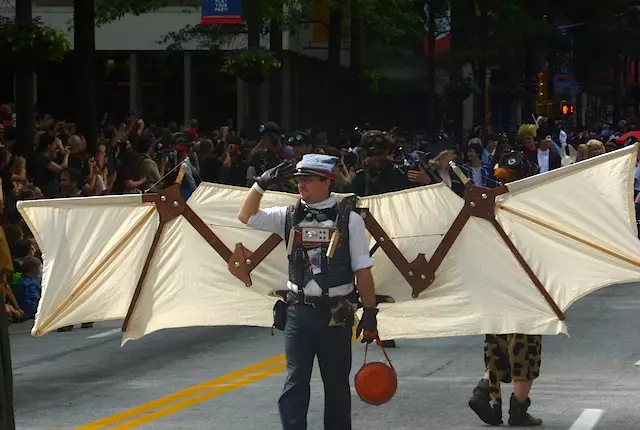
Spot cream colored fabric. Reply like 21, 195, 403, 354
18, 195, 159, 336
17, 144, 640, 343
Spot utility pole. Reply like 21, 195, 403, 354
246, 0, 261, 137
268, 0, 283, 125
425, 0, 436, 139
74, 0, 97, 152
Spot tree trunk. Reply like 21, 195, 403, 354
0, 291, 14, 430
449, 0, 470, 140
74, 0, 97, 152
622, 55, 629, 118
14, 0, 34, 161
634, 58, 639, 116
348, 0, 361, 128
523, 45, 534, 122
613, 57, 621, 124
475, 0, 487, 128
426, 0, 437, 139
327, 4, 342, 145
246, 0, 261, 138
269, 2, 283, 125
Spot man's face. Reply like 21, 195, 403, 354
487, 139, 497, 152
539, 137, 552, 150
296, 176, 330, 203
365, 148, 391, 170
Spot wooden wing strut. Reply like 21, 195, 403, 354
123, 170, 565, 333
357, 181, 565, 322
122, 175, 284, 332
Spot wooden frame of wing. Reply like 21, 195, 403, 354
123, 178, 566, 332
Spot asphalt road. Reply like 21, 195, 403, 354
11, 283, 640, 429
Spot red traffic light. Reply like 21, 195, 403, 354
561, 103, 575, 115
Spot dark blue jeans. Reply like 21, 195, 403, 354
278, 304, 353, 430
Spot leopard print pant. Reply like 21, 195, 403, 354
483, 334, 542, 406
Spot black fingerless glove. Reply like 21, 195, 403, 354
256, 162, 296, 190
356, 307, 379, 344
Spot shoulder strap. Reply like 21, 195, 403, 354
284, 200, 301, 245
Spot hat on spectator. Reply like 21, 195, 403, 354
259, 121, 282, 137
293, 154, 338, 179
288, 131, 313, 146
361, 130, 392, 152
428, 137, 457, 159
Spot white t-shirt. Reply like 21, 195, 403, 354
537, 149, 550, 173
247, 195, 373, 297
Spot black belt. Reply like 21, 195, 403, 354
286, 292, 354, 308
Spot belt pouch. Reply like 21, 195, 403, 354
329, 298, 353, 325
272, 299, 288, 333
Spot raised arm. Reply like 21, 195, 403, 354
237, 162, 295, 225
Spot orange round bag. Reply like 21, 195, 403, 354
354, 337, 397, 406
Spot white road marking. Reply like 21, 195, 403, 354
569, 409, 604, 430
635, 360, 640, 366
87, 328, 121, 339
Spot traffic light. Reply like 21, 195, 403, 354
536, 69, 549, 116
537, 69, 548, 104
560, 102, 575, 116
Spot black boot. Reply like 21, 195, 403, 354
508, 394, 542, 426
468, 379, 503, 425
381, 339, 396, 348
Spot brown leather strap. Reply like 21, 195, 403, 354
228, 234, 284, 286
182, 205, 233, 262
249, 234, 283, 270
363, 334, 395, 371
358, 209, 434, 298
122, 219, 167, 332
490, 217, 566, 321
418, 206, 472, 296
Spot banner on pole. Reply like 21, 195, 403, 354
202, 0, 243, 25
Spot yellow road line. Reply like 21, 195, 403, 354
80, 326, 361, 429
109, 362, 288, 429
76, 354, 285, 430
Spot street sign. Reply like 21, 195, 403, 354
202, 0, 243, 25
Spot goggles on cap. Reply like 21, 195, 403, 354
288, 134, 311, 145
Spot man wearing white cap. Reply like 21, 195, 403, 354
238, 154, 379, 430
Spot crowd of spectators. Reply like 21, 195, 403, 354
0, 100, 637, 326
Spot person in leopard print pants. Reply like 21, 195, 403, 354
468, 142, 544, 427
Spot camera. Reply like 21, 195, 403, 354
397, 147, 423, 173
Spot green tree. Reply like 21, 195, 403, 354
95, 0, 189, 26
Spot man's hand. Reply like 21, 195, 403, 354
408, 169, 431, 185
256, 162, 295, 190
356, 307, 379, 344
